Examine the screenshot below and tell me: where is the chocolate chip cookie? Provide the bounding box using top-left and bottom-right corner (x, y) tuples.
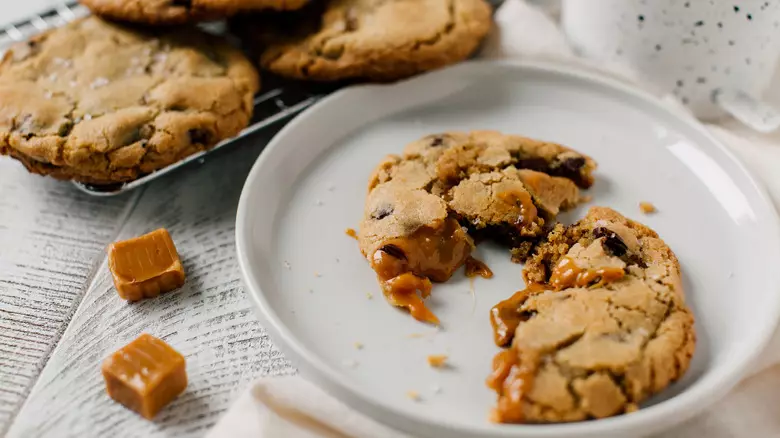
(0, 17), (259, 184)
(80, 0), (308, 25)
(358, 131), (595, 324)
(234, 0), (493, 81)
(488, 207), (696, 423)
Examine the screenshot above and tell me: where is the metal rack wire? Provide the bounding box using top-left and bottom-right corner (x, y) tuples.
(0, 2), (328, 196)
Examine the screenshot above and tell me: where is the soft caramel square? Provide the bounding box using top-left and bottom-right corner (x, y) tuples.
(108, 228), (185, 301)
(102, 333), (187, 420)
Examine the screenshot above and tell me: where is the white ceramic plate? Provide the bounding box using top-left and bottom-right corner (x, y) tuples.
(235, 60), (780, 438)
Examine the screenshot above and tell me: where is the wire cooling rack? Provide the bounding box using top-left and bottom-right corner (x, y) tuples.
(0, 1), (332, 196)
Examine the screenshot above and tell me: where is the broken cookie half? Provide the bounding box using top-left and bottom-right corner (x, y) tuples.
(488, 207), (696, 423)
(358, 131), (596, 324)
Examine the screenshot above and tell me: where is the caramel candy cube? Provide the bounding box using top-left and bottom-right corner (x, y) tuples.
(102, 333), (187, 419)
(108, 228), (185, 301)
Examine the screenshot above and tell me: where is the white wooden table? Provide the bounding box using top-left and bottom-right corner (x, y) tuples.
(0, 4), (296, 436)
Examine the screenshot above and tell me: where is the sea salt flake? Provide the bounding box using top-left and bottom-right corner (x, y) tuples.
(90, 77), (109, 89)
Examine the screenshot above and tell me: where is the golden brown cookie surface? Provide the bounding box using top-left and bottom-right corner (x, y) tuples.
(0, 17), (259, 184)
(235, 0), (493, 81)
(80, 0), (308, 25)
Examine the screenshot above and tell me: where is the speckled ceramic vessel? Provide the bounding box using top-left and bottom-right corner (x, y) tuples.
(562, 0), (780, 120)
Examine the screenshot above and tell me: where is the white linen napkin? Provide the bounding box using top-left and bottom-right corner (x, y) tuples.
(208, 1), (780, 437)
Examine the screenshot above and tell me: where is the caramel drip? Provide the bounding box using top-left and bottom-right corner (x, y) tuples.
(464, 256), (493, 279)
(381, 273), (438, 324)
(486, 349), (539, 423)
(345, 228), (358, 239)
(549, 256), (625, 290)
(369, 218), (472, 324)
(497, 189), (538, 227)
(489, 283), (547, 347)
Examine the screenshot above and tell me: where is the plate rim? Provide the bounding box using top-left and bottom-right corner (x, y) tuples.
(235, 59), (780, 437)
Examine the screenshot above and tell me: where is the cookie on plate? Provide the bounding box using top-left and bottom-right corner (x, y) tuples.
(0, 17), (259, 184)
(488, 207), (696, 423)
(358, 131), (595, 324)
(80, 0), (308, 25)
(234, 0), (493, 81)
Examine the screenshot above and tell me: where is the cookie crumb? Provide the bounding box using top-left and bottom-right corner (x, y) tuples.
(639, 202), (657, 214)
(406, 391), (421, 401)
(427, 355), (448, 368)
(342, 359), (358, 368)
(354, 342), (364, 350)
(345, 228), (358, 240)
(366, 292), (373, 299)
(283, 260), (291, 270)
(314, 272), (322, 277)
(431, 384), (442, 395)
(580, 195), (593, 203)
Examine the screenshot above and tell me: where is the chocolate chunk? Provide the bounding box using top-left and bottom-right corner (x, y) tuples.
(371, 204), (393, 220)
(188, 128), (212, 146)
(379, 244), (406, 261)
(429, 136), (444, 147)
(593, 227), (628, 257)
(172, 0), (192, 7)
(562, 157), (586, 174)
(516, 157), (549, 172)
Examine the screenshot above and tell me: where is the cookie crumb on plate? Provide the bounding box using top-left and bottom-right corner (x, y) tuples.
(427, 355), (448, 368)
(354, 342), (364, 350)
(366, 292), (374, 299)
(406, 391), (421, 401)
(639, 202), (657, 213)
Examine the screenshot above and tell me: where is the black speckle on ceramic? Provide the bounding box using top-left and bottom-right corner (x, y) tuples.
(655, 44), (662, 51)
(682, 97), (690, 104)
(684, 1), (690, 7)
(747, 13), (754, 20)
(734, 5), (740, 12)
(729, 40), (736, 45)
(695, 20), (705, 26)
(717, 21), (724, 28)
(697, 77), (707, 84)
(638, 14), (645, 22)
(746, 57), (752, 65)
(677, 79), (684, 87)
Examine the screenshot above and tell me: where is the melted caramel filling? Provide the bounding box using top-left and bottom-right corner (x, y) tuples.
(549, 256), (625, 290)
(371, 218), (471, 324)
(497, 189), (538, 228)
(381, 273), (436, 324)
(464, 256), (493, 279)
(345, 228), (358, 240)
(489, 283), (547, 347)
(486, 349), (538, 423)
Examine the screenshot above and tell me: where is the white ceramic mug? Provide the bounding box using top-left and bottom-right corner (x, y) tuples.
(562, 0), (780, 121)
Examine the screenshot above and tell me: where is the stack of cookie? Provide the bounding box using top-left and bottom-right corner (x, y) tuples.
(0, 0), (494, 185)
